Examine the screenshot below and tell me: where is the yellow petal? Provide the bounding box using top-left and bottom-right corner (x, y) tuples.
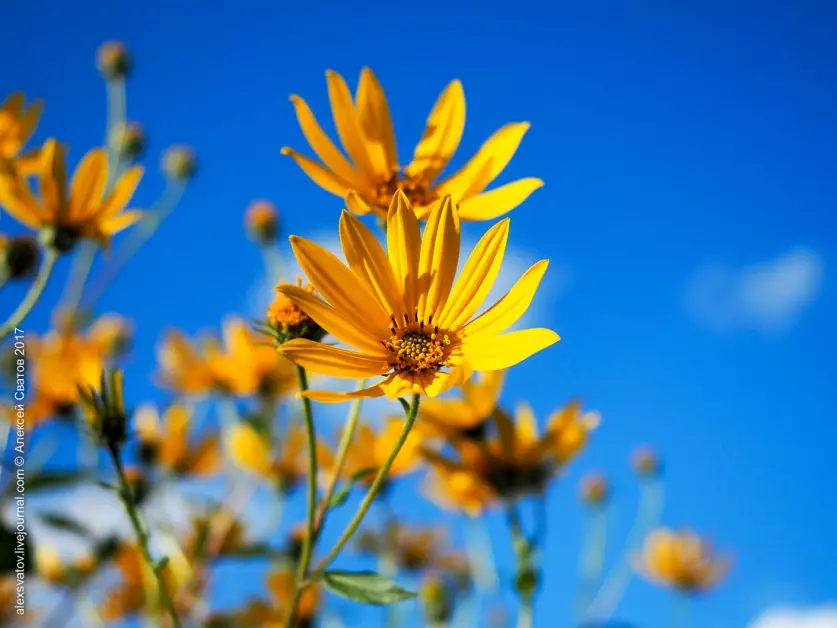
(289, 94), (365, 187)
(355, 67), (398, 175)
(301, 375), (393, 403)
(345, 189), (376, 216)
(184, 436), (223, 476)
(277, 284), (386, 356)
(339, 210), (404, 318)
(492, 407), (516, 458)
(226, 422), (273, 477)
(99, 209), (143, 236)
(99, 166), (143, 217)
(462, 370), (505, 419)
(463, 260), (549, 340)
(133, 404), (161, 442)
(0, 165), (42, 229)
(279, 339), (387, 379)
(386, 190), (422, 313)
(38, 139), (68, 221)
(417, 196), (460, 323)
(19, 99), (43, 144)
(12, 147), (43, 176)
(515, 402), (539, 445)
(436, 122), (531, 199)
(424, 364), (471, 397)
(1, 92), (24, 115)
(281, 146), (354, 197)
(463, 328), (560, 371)
(68, 148), (108, 220)
(437, 218), (509, 330)
(405, 80), (466, 182)
(326, 70), (379, 181)
(456, 178), (543, 221)
(289, 235), (391, 339)
(158, 404), (190, 470)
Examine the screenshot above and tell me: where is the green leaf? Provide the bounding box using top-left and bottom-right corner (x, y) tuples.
(323, 570), (417, 605)
(397, 397), (411, 415)
(327, 467), (377, 510)
(39, 511), (90, 537)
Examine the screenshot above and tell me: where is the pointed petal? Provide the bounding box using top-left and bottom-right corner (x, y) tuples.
(289, 234), (391, 339)
(405, 80), (466, 182)
(68, 148), (108, 219)
(277, 284), (386, 356)
(1, 93), (24, 115)
(437, 218), (509, 330)
(185, 436), (223, 476)
(417, 196), (460, 323)
(99, 209), (143, 236)
(226, 422), (273, 477)
(456, 178), (543, 221)
(386, 190), (422, 313)
(281, 147), (354, 197)
(463, 328), (560, 371)
(0, 163), (42, 228)
(345, 189), (377, 216)
(301, 375), (394, 403)
(19, 99), (43, 144)
(463, 260), (549, 340)
(38, 139), (68, 221)
(424, 364), (471, 397)
(515, 402), (539, 446)
(462, 370), (505, 419)
(492, 407), (516, 458)
(339, 209), (405, 318)
(12, 147), (43, 176)
(355, 67), (398, 174)
(98, 165), (143, 217)
(279, 339), (387, 378)
(326, 70), (379, 181)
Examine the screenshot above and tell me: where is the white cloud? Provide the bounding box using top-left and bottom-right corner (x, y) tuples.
(750, 606), (837, 628)
(685, 248), (822, 333)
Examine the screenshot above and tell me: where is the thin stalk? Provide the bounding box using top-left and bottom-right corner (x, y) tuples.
(463, 517), (499, 628)
(261, 243), (284, 287)
(576, 506), (608, 621)
(304, 394), (420, 585)
(506, 504), (536, 628)
(107, 443), (182, 627)
(0, 249), (58, 340)
(283, 366), (318, 628)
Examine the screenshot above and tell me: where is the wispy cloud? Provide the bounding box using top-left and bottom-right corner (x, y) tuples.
(750, 605), (837, 628)
(684, 248), (822, 333)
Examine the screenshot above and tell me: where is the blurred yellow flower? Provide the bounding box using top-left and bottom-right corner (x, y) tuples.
(245, 199), (280, 243)
(318, 417), (423, 486)
(35, 546), (97, 586)
(357, 521), (468, 576)
(0, 92), (43, 174)
(225, 421), (308, 490)
(156, 329), (217, 395)
(0, 139), (143, 249)
(419, 370), (505, 439)
(283, 68), (541, 221)
(633, 528), (731, 593)
(134, 403), (222, 477)
(237, 570), (321, 627)
(278, 192), (558, 402)
(580, 472), (610, 506)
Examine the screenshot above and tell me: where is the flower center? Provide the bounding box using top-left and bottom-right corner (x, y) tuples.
(375, 173), (436, 210)
(384, 314), (451, 375)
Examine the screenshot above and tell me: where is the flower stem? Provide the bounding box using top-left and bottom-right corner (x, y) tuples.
(0, 248), (58, 341)
(284, 366), (318, 628)
(575, 506), (608, 621)
(506, 504), (537, 628)
(305, 393), (421, 585)
(106, 443), (182, 627)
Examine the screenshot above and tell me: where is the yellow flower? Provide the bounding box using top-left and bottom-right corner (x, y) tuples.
(633, 528), (731, 593)
(245, 199), (280, 243)
(318, 417), (423, 486)
(35, 546), (97, 585)
(418, 370), (505, 438)
(267, 280), (326, 344)
(225, 420), (308, 490)
(277, 192), (559, 402)
(283, 68), (542, 221)
(156, 330), (217, 395)
(236, 570), (321, 627)
(357, 522), (467, 575)
(0, 139), (143, 249)
(134, 403), (222, 477)
(0, 92), (43, 174)
(580, 472), (610, 506)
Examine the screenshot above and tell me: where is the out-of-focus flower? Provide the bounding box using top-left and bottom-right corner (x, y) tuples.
(109, 121), (146, 163)
(0, 92), (43, 174)
(0, 233), (40, 281)
(277, 192), (558, 402)
(161, 145), (197, 181)
(318, 418), (422, 486)
(633, 528), (731, 593)
(0, 576), (20, 624)
(76, 369), (129, 449)
(0, 139), (143, 251)
(283, 67), (541, 221)
(419, 370), (505, 439)
(225, 421), (307, 491)
(97, 41), (132, 80)
(35, 546), (97, 586)
(632, 445), (662, 478)
(423, 400), (598, 514)
(156, 330), (217, 396)
(245, 199), (280, 244)
(134, 403), (221, 477)
(266, 279), (326, 345)
(357, 521), (468, 577)
(182, 514), (248, 559)
(580, 472), (610, 506)
(236, 569), (321, 627)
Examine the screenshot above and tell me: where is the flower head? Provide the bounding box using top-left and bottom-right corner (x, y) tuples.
(225, 420), (308, 491)
(580, 472), (610, 506)
(109, 121), (146, 162)
(97, 41), (132, 80)
(633, 528), (731, 593)
(278, 192), (559, 402)
(245, 199), (280, 244)
(162, 145), (197, 181)
(632, 445), (662, 478)
(283, 68), (542, 221)
(418, 370), (505, 439)
(267, 279), (325, 344)
(0, 139), (143, 250)
(0, 92), (43, 174)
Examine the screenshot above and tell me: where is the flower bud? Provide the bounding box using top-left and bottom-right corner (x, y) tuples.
(109, 121), (146, 162)
(245, 200), (280, 244)
(0, 234), (40, 281)
(420, 575), (453, 623)
(161, 145), (197, 181)
(580, 472), (610, 506)
(513, 565), (539, 599)
(266, 280), (325, 345)
(96, 41), (131, 80)
(77, 369), (128, 451)
(632, 446), (662, 478)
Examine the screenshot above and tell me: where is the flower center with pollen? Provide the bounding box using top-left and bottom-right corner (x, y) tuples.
(384, 314), (451, 374)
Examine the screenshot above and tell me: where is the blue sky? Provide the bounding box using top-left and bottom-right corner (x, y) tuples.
(3, 1), (837, 626)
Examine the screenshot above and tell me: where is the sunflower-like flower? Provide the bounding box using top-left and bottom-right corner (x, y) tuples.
(282, 68), (542, 222)
(134, 403), (222, 477)
(0, 139), (143, 251)
(0, 92), (43, 174)
(225, 421), (308, 491)
(156, 330), (217, 396)
(418, 370), (505, 439)
(633, 528), (731, 593)
(277, 192), (558, 402)
(423, 400), (598, 515)
(318, 417), (423, 487)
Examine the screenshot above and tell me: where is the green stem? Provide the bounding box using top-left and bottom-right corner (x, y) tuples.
(304, 394), (420, 585)
(261, 243), (284, 287)
(506, 504), (536, 628)
(105, 78), (127, 186)
(576, 507), (608, 621)
(0, 249), (58, 340)
(283, 366), (318, 628)
(107, 443), (182, 627)
(517, 601), (533, 628)
(59, 243), (96, 316)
